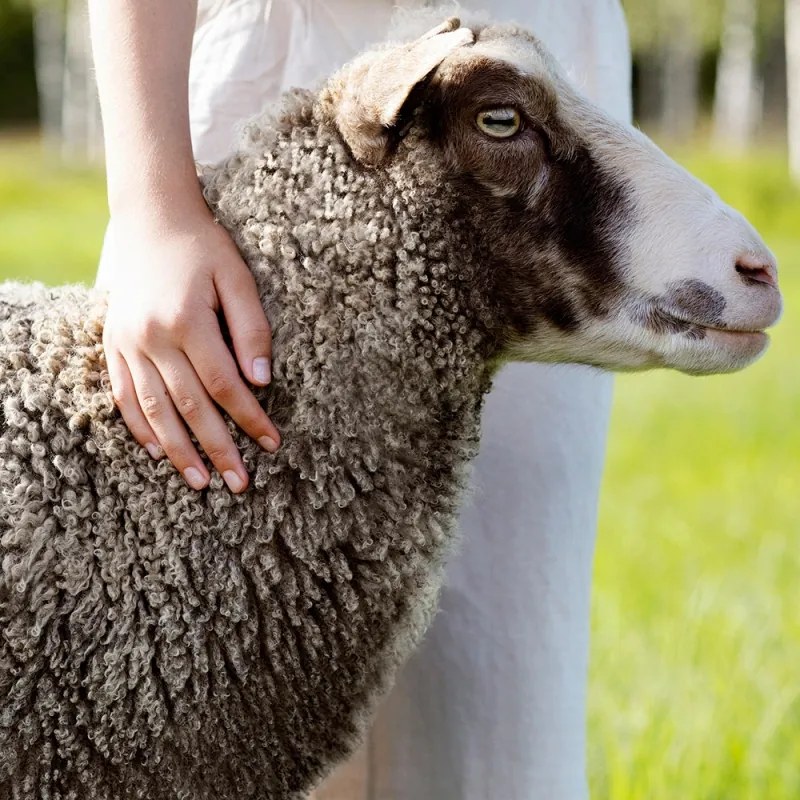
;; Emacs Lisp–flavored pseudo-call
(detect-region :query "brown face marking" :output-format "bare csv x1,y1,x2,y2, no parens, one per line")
632,305,707,340
664,279,726,326
421,50,631,344
634,280,727,340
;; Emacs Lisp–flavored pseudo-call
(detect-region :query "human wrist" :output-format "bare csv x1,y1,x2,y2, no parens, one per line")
108,148,204,207
108,171,211,234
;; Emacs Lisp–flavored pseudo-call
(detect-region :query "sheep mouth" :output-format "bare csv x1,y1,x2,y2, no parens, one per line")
635,303,768,341
627,301,772,374
654,308,771,366
666,311,769,338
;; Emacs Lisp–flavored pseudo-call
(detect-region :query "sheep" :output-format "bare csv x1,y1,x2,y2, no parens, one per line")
0,16,782,800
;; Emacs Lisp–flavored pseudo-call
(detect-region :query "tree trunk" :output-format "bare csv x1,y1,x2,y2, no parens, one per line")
761,23,787,139
33,1,67,151
61,0,103,162
659,24,701,142
714,0,759,151
789,0,800,180
636,50,663,129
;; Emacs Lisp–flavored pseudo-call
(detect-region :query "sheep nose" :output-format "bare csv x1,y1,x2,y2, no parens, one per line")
735,253,779,289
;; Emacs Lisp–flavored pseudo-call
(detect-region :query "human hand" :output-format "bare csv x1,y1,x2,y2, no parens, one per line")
102,203,280,493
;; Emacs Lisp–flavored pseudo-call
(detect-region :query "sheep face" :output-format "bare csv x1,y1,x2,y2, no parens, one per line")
332,19,782,376
427,25,782,375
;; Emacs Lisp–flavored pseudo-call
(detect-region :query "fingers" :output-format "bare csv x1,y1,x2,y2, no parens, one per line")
185,322,281,453
106,348,163,460
215,264,273,386
145,350,257,494
127,354,212,491
106,308,280,494
101,215,280,495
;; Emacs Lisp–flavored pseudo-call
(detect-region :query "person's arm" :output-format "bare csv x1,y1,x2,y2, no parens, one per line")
89,0,280,494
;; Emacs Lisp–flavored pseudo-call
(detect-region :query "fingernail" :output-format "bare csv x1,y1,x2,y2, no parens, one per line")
253,357,271,385
184,467,207,491
145,442,163,459
258,436,279,453
223,470,245,492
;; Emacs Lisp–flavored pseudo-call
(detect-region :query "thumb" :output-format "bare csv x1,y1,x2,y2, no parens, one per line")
215,256,272,386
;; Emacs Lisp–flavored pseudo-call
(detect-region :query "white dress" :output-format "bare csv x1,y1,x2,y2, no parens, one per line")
190,2,632,798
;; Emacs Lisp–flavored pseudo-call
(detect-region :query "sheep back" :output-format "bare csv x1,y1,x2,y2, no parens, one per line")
0,89,493,799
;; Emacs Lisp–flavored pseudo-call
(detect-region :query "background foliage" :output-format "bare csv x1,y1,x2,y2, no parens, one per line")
0,0,37,122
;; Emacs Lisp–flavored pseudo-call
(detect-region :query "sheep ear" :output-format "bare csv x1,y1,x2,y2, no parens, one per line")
335,17,474,166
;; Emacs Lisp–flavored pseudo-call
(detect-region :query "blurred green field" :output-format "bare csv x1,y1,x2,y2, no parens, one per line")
0,135,107,283
590,149,800,798
0,134,798,798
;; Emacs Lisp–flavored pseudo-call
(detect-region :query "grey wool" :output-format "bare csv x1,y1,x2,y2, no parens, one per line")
0,22,497,800
0,14,778,800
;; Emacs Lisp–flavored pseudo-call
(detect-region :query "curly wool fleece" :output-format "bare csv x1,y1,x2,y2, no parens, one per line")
0,62,505,800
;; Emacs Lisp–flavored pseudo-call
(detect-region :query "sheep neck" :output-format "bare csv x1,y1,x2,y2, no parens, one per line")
183,108,509,782
204,106,499,504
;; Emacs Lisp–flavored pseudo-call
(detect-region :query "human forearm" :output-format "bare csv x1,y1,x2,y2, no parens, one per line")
89,0,279,493
88,0,203,220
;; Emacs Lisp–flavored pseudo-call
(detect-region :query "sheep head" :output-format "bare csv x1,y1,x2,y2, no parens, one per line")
325,19,782,376
329,17,474,166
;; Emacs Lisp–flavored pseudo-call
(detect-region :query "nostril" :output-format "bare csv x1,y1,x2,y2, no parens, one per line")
736,257,778,289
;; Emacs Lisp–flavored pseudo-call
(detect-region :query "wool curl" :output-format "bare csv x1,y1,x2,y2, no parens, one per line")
0,61,500,800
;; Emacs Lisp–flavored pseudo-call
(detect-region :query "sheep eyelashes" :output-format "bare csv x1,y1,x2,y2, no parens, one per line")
0,16,780,800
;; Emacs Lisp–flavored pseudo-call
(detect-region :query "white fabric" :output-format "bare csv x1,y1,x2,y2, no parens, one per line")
362,6,630,798
190,1,397,164
190,1,630,166
190,2,631,798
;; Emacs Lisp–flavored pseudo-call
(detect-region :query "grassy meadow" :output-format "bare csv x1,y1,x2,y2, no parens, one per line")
0,136,107,283
590,150,800,798
0,134,798,798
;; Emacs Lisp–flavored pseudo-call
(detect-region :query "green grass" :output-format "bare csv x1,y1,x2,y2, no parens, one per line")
590,150,800,799
0,133,107,283
1,134,798,798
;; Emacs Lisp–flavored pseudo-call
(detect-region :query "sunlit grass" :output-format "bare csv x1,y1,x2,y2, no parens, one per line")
0,135,798,799
0,132,106,283
590,149,800,799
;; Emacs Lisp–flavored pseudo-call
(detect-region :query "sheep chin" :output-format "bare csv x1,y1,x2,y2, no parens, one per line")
668,329,771,376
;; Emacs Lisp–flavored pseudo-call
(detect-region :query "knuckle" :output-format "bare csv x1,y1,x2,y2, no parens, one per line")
140,393,163,417
176,394,201,420
111,385,129,408
136,308,196,345
162,443,195,470
138,315,166,345
242,323,271,342
223,257,252,283
203,443,233,466
237,405,267,433
206,372,235,401
168,310,193,338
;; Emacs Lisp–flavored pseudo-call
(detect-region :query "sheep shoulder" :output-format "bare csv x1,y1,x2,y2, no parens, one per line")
0,95,496,798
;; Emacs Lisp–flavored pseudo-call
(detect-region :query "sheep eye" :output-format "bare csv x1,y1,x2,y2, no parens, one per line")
476,108,521,138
